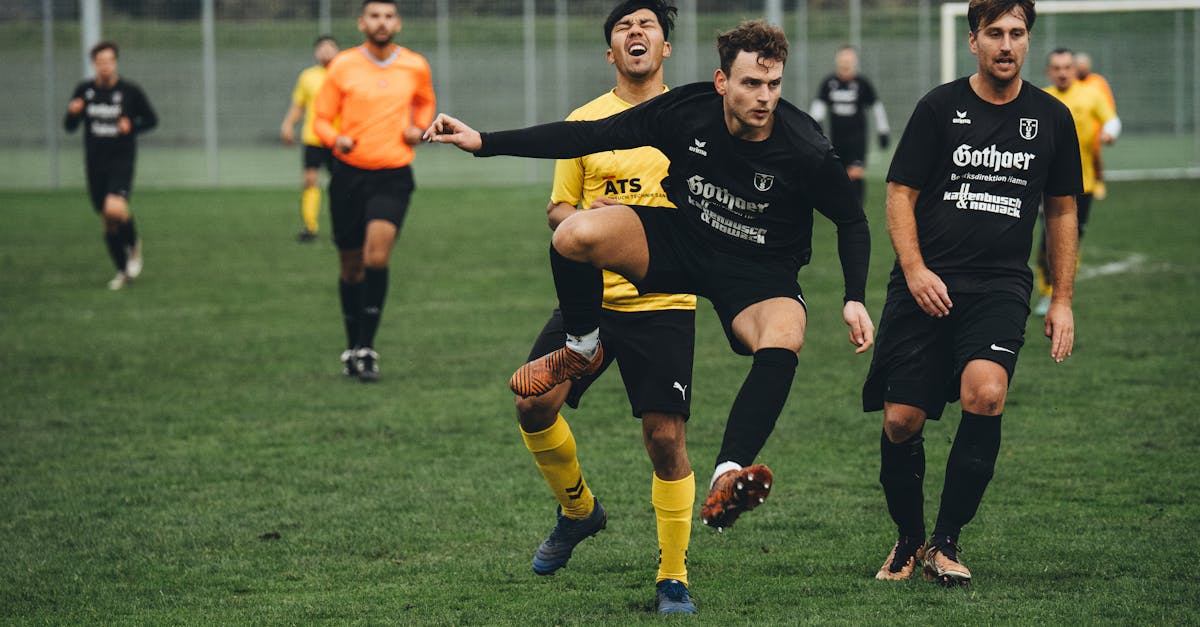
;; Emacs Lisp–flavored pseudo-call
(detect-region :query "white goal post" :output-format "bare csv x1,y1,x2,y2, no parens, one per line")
940,0,1200,179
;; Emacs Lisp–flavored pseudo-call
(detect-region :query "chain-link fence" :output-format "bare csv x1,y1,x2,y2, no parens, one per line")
2,0,1197,189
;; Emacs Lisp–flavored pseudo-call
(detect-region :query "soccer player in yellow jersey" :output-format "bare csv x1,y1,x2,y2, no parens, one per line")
1036,48,1119,315
1076,52,1116,200
313,0,435,381
517,0,697,614
281,35,339,242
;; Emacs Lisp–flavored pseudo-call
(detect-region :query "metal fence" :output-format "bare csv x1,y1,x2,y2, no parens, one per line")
2,0,1197,190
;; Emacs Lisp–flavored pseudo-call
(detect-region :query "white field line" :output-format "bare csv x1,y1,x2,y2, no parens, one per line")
1077,253,1148,281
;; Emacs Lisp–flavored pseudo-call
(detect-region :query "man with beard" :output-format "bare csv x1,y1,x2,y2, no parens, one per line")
865,0,1081,586
314,0,435,381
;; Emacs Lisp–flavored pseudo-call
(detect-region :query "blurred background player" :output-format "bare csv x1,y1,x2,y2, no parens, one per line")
809,45,890,206
1035,48,1119,316
64,41,157,290
514,0,698,614
280,35,339,243
314,0,435,381
1075,51,1116,200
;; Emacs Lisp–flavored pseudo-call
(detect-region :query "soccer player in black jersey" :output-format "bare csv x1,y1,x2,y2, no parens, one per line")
864,0,1081,586
809,46,890,206
64,41,157,290
426,20,875,533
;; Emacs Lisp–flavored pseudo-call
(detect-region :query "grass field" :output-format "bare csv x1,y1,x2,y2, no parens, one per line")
2,179,1199,624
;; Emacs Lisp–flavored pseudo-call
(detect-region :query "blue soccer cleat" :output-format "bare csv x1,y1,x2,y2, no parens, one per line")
655,579,697,614
531,498,606,575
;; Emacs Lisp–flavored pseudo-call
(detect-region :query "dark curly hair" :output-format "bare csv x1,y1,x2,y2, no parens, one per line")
716,20,788,76
603,0,677,45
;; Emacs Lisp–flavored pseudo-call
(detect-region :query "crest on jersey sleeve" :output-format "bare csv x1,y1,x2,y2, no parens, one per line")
753,172,775,192
1019,118,1038,140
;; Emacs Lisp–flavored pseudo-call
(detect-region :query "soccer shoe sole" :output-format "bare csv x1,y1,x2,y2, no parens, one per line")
700,464,773,530
510,344,603,398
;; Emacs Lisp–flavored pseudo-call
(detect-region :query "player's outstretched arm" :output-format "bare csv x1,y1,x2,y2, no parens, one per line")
422,113,482,153
1042,194,1078,363
887,182,951,317
843,300,875,354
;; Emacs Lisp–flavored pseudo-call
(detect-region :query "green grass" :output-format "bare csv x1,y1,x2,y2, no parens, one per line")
2,179,1199,624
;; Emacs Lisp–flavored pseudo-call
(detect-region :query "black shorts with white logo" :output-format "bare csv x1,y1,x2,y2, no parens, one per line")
329,160,414,251
527,307,695,419
862,290,1030,420
85,157,134,212
303,144,333,171
630,204,805,356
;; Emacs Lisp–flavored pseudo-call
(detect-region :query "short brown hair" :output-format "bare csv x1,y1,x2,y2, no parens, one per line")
90,40,118,60
967,0,1036,33
716,20,788,76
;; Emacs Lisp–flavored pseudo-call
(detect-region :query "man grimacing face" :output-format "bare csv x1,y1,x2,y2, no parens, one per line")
607,8,671,81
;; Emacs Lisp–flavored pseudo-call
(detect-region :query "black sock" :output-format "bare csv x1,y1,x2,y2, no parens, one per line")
549,243,602,336
358,267,389,349
119,217,138,249
851,179,865,206
715,348,798,466
933,411,1003,540
880,429,926,539
104,231,128,271
338,279,364,350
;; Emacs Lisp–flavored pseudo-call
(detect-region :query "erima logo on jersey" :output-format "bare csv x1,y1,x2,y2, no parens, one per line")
952,144,1036,172
689,139,708,156
953,110,972,124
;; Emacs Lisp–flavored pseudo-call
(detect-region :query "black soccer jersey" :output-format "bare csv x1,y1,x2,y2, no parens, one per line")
64,79,157,163
478,82,871,302
886,78,1082,299
815,74,878,150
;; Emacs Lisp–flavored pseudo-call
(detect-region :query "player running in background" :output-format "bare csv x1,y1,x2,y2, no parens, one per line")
1075,51,1116,200
314,0,435,382
515,0,698,614
280,35,339,242
427,20,874,542
864,0,1081,586
1034,48,1119,316
64,41,157,290
809,45,890,207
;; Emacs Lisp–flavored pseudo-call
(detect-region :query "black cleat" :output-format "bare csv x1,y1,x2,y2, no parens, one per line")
355,347,379,382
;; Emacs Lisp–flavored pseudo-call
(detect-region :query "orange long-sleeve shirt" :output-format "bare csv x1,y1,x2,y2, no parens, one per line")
314,44,435,170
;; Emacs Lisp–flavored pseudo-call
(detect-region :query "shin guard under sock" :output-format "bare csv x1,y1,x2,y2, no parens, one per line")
933,411,1002,540
338,279,364,350
549,243,602,337
522,414,595,519
715,348,798,466
880,429,926,539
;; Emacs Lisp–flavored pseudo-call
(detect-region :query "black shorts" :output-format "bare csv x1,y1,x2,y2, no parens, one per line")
528,308,695,419
833,136,867,168
862,290,1029,420
303,144,333,171
328,160,414,251
630,205,805,356
85,158,134,212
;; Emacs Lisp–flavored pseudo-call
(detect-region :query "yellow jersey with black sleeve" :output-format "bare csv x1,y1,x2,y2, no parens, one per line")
1045,81,1116,194
292,65,327,147
550,88,696,312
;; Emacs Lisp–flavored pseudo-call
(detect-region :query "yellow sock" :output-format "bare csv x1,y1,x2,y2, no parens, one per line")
301,186,321,233
653,472,694,586
521,415,594,519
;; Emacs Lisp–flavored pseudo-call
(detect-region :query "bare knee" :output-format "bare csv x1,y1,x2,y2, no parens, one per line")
882,404,926,443
515,395,560,433
551,214,600,261
642,413,689,480
338,250,364,283
303,169,319,188
960,380,1007,415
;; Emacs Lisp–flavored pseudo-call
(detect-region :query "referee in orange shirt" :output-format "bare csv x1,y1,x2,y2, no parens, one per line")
314,0,436,382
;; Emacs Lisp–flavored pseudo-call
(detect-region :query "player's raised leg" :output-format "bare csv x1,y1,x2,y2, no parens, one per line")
510,205,650,397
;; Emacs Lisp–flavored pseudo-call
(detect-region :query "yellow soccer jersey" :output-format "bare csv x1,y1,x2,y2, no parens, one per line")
1045,81,1116,194
551,89,695,312
292,65,327,147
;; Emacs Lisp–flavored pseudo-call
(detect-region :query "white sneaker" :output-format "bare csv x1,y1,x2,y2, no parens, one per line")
1034,295,1051,317
125,240,143,279
108,271,130,290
